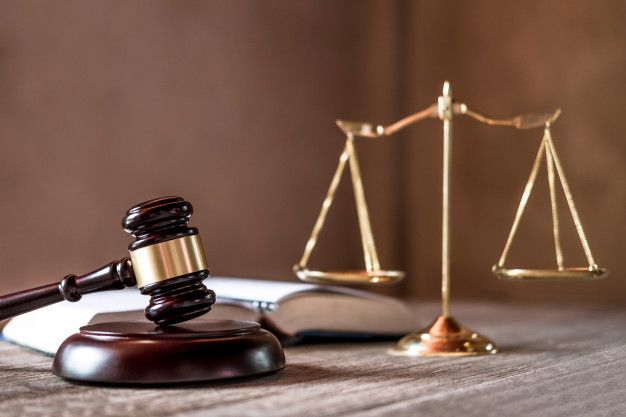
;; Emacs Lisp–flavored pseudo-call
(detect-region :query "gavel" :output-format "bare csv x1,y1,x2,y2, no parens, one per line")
0,196,216,326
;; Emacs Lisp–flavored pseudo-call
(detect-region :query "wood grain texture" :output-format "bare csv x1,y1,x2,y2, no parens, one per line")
0,302,624,417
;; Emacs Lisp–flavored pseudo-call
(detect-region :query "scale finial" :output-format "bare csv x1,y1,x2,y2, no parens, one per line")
442,81,451,97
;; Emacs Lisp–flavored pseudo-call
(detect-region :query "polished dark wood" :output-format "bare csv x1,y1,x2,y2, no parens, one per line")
0,258,135,321
2,196,286,385
122,196,215,326
53,319,286,384
122,196,198,251
0,196,215,326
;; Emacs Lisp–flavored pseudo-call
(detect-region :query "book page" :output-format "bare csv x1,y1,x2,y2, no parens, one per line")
209,277,393,305
209,277,319,304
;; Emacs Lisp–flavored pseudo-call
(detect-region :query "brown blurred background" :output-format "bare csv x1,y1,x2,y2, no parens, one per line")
0,1,624,303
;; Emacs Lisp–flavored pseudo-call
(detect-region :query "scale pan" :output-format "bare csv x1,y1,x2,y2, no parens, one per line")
294,267,404,285
493,266,609,281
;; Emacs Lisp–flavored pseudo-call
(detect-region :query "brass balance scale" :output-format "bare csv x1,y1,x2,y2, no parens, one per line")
294,82,609,356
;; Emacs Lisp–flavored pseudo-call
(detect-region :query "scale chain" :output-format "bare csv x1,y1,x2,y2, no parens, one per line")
346,136,381,272
297,139,351,269
297,134,381,272
497,136,546,268
497,127,598,270
545,130,565,270
544,129,597,269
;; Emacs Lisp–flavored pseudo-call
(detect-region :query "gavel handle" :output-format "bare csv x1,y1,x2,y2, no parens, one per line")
0,258,136,321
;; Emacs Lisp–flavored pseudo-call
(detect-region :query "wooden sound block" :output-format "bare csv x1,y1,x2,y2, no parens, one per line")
53,319,285,385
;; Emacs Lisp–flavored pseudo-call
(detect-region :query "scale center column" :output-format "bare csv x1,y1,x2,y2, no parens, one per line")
390,81,497,356
439,81,453,318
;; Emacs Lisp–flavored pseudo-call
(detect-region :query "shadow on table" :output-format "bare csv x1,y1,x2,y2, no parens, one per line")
66,361,459,390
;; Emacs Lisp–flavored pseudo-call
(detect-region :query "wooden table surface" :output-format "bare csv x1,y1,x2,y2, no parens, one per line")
0,302,624,417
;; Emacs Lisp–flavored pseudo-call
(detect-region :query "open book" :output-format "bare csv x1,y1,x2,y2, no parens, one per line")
2,277,417,354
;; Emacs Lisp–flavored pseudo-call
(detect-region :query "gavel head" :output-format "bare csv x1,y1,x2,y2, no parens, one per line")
122,196,215,326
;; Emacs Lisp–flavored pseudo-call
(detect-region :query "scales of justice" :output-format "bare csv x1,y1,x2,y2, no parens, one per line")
294,81,609,356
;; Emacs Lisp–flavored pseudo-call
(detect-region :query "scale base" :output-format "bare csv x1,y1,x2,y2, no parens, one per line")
53,319,285,385
389,315,497,357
